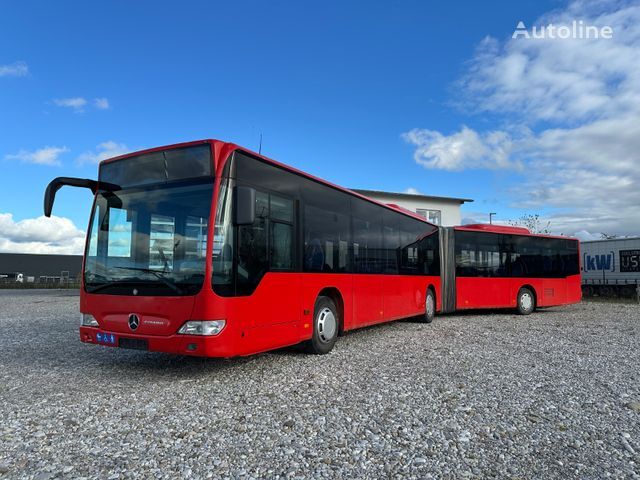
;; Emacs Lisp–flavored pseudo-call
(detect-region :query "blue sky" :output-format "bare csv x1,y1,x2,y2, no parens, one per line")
1,0,639,253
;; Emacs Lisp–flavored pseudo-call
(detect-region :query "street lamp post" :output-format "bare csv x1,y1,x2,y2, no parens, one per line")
489,212,496,225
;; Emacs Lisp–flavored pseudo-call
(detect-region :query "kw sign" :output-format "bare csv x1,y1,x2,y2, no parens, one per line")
584,252,615,272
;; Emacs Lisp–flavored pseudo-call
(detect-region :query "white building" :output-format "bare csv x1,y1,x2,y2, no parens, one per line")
352,189,473,227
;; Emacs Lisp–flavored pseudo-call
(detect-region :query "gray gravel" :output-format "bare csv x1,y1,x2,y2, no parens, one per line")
1,290,639,479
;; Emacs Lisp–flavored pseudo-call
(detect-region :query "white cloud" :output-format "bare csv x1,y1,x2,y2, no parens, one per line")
404,187,422,195
52,97,88,112
404,0,640,237
52,96,110,112
460,2,640,123
77,141,129,164
402,126,520,171
4,146,69,166
0,61,28,77
0,213,86,254
94,97,110,109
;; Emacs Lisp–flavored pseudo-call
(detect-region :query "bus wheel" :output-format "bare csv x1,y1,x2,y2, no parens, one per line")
517,288,535,315
419,289,435,323
305,296,339,354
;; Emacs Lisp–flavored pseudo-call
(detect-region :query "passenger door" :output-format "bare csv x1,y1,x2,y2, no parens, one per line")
237,190,301,329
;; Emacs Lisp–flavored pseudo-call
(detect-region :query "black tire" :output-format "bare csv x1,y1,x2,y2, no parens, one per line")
417,288,436,323
305,296,339,354
516,287,535,315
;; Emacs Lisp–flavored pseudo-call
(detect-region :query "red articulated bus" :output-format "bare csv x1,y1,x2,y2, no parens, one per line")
438,224,582,314
44,139,580,358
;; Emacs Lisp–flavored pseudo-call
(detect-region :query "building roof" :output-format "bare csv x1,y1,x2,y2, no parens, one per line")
580,236,640,244
351,189,473,204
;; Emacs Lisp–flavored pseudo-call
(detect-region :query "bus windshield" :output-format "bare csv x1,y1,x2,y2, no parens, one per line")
84,179,213,295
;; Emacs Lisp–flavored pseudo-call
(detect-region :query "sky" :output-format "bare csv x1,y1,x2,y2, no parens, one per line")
1,0,639,254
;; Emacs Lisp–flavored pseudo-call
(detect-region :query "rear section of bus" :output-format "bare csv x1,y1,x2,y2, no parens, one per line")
438,225,581,312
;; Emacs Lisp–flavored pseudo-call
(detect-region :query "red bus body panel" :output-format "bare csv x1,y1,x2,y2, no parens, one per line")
455,275,581,310
80,272,440,357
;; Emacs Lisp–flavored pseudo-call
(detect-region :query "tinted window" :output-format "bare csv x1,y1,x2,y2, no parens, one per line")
455,230,579,278
237,214,268,295
398,216,426,275
271,222,293,270
100,145,212,187
304,204,350,273
212,174,234,295
271,194,294,222
214,150,440,296
455,231,511,277
510,236,579,277
235,152,301,198
420,231,441,276
352,198,384,274
382,210,400,274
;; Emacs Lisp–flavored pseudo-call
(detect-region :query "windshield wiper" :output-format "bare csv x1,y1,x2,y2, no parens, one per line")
112,267,184,294
85,278,146,294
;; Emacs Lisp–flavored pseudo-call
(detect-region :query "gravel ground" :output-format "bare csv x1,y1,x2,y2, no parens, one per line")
1,291,639,479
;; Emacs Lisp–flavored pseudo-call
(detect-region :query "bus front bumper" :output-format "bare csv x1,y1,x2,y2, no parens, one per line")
79,326,235,357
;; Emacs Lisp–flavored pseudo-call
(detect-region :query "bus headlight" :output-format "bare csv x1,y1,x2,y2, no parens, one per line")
178,320,226,336
81,313,99,327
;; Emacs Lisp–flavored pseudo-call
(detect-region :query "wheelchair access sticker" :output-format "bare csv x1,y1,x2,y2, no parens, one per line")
96,332,117,345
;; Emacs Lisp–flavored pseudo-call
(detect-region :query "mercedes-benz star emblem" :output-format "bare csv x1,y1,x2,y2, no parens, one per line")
128,314,140,331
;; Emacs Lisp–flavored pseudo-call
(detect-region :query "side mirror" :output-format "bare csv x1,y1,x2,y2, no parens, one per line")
44,177,98,217
233,186,256,225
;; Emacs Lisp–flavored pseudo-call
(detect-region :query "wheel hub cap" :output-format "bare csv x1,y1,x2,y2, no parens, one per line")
521,293,533,310
317,307,336,343
426,295,434,317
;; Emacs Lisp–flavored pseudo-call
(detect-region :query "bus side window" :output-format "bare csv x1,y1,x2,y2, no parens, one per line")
270,222,293,270
382,210,400,274
304,204,349,273
237,191,269,292
212,176,235,293
269,193,294,270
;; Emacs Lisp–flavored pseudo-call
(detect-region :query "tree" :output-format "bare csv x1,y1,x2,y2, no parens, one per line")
509,214,551,234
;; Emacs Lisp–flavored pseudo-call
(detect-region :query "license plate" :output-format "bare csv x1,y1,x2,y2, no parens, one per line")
95,331,117,346
118,338,149,350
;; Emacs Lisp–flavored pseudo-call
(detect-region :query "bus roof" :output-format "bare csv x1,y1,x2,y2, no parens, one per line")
455,224,578,241
457,224,531,235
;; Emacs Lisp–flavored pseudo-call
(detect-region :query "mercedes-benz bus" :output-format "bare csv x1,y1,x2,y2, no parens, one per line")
44,139,580,357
